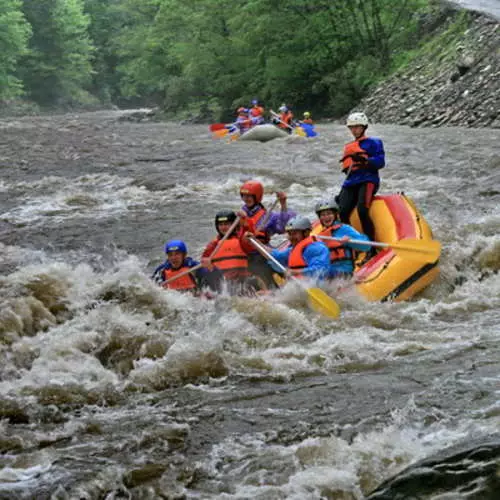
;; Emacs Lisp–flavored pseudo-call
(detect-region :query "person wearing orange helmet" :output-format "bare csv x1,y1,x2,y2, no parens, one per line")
239,180,296,286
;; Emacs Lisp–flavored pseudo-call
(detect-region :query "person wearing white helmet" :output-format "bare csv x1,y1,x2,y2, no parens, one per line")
276,104,294,133
311,199,371,278
337,111,385,248
267,215,330,279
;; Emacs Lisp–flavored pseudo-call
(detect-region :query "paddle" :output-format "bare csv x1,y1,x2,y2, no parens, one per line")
247,235,341,319
316,236,441,264
212,128,229,139
255,198,280,231
209,123,227,132
269,109,293,130
164,216,241,285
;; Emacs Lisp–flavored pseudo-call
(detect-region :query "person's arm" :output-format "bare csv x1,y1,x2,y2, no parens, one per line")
201,239,218,258
269,247,291,271
265,209,297,235
339,225,372,252
362,137,385,170
301,242,330,279
151,262,167,283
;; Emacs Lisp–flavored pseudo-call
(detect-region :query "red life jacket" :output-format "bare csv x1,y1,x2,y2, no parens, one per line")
162,266,197,291
211,237,249,280
247,206,270,244
341,136,369,172
317,223,352,264
288,236,315,277
250,106,264,117
302,118,313,125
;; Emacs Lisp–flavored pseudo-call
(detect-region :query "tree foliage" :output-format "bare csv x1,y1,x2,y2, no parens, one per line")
1,0,430,114
0,0,31,99
19,0,94,106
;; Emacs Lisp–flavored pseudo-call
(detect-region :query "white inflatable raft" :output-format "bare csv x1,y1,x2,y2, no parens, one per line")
238,124,288,142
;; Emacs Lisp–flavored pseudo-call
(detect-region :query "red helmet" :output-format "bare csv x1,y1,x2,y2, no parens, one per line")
240,180,264,203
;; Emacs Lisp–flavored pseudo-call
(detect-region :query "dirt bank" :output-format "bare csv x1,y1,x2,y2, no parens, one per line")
359,7,499,128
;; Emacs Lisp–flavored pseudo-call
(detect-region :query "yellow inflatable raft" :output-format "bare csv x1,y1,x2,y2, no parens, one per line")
350,193,440,302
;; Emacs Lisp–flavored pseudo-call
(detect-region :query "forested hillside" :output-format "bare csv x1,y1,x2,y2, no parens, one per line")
0,0,445,119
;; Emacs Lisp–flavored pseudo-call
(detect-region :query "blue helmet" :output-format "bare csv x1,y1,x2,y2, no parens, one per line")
251,99,259,105
164,239,187,254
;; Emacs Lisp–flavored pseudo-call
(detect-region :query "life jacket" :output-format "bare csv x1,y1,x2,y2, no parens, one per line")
246,205,270,244
316,223,353,264
237,113,251,131
162,266,197,291
278,111,293,129
250,106,264,118
341,136,369,172
288,236,315,277
211,237,249,279
302,118,313,125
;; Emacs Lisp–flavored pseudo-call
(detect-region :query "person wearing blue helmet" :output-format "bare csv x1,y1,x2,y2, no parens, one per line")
249,99,265,125
152,239,207,292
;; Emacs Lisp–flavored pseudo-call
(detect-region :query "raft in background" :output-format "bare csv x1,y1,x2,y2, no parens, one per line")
238,124,288,142
350,193,440,302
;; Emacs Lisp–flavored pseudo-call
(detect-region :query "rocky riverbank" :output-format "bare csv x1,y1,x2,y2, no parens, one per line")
359,6,499,128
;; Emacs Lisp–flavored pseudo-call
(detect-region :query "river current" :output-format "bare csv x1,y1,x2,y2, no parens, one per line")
0,111,499,499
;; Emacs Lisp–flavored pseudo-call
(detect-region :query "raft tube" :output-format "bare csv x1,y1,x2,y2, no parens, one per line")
238,124,288,142
350,193,440,302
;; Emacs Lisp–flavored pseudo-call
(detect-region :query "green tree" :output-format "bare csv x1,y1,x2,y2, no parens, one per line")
19,0,94,106
0,0,31,99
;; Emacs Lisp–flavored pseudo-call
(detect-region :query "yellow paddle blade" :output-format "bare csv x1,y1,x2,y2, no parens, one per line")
306,287,341,319
272,273,287,287
392,239,441,264
212,128,229,138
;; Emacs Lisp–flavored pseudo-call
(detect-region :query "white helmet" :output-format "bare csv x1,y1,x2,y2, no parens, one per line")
346,112,369,127
279,105,288,112
285,215,312,231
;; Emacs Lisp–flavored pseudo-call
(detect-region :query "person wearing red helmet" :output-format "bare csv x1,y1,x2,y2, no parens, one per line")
239,180,296,286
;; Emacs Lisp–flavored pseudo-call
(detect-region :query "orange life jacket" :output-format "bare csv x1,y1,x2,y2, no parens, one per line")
302,118,313,125
247,206,270,244
288,236,315,277
162,266,197,291
278,111,293,129
341,136,369,172
250,106,264,117
211,237,249,279
316,223,352,264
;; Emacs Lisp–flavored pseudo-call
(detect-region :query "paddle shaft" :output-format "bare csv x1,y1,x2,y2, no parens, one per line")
317,235,439,255
317,235,383,248
164,217,240,284
255,198,280,231
270,110,293,130
247,235,288,275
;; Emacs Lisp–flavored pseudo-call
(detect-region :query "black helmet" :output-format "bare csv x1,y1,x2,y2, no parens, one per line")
215,210,237,226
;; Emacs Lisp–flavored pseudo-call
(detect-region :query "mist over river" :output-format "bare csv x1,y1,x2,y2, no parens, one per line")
0,111,499,499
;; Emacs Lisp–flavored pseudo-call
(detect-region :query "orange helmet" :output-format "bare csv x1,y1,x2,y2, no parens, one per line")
240,180,264,203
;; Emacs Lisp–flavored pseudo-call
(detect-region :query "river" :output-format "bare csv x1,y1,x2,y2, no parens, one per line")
0,111,499,499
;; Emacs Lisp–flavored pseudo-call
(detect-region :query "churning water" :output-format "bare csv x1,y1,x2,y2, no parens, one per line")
0,111,499,499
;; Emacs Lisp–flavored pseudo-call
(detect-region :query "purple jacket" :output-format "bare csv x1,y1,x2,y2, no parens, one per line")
242,204,296,236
